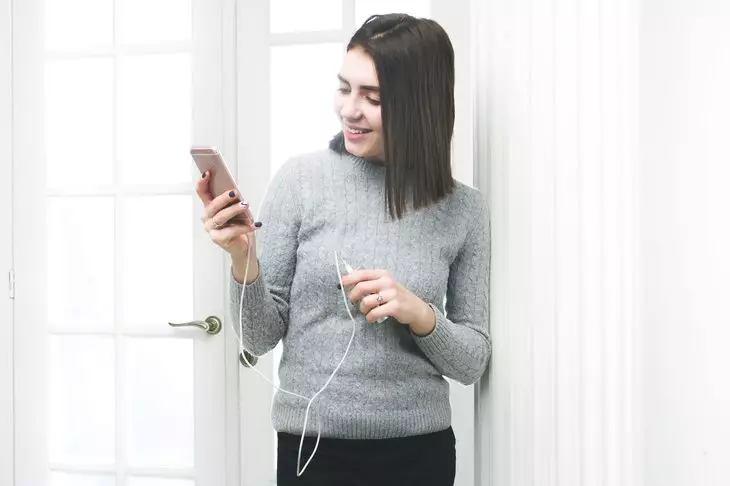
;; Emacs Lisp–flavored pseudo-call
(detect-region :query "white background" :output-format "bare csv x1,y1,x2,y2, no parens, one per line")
640,0,730,484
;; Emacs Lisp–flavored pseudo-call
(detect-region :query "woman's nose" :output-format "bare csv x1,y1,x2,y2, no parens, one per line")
339,95,361,120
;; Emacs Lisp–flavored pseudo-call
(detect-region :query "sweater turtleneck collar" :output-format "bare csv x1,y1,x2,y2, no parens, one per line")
344,151,387,175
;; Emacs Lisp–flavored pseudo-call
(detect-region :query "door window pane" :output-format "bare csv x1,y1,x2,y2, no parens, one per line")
118,0,193,45
270,44,343,175
270,0,342,33
118,196,193,328
48,336,116,466
124,338,194,468
47,197,115,330
117,54,192,186
45,59,114,188
45,0,114,51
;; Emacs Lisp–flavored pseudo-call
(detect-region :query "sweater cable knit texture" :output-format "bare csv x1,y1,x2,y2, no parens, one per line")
229,149,490,439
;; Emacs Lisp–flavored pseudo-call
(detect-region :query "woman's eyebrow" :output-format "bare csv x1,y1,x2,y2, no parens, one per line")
337,74,380,93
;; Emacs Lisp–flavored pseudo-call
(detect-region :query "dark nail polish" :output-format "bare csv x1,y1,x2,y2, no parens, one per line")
254,221,263,228
337,284,342,290
240,201,249,206
201,171,207,179
229,190,236,198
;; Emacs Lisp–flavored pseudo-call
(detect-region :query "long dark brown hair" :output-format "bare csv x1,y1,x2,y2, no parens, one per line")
329,13,456,219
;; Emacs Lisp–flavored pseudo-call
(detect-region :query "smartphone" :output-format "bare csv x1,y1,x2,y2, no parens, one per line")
191,146,248,225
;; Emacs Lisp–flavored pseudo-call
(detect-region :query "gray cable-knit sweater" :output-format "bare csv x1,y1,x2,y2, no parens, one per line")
229,149,491,439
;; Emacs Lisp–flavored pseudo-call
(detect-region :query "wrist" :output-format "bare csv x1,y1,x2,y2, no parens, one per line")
410,302,436,337
231,252,259,285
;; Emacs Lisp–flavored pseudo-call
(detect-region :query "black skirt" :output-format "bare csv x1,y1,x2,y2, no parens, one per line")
276,427,456,486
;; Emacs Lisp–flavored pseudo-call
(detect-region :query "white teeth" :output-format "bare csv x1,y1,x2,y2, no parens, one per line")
347,127,367,134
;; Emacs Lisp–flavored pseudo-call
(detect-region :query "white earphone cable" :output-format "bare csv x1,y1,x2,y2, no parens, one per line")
232,232,357,477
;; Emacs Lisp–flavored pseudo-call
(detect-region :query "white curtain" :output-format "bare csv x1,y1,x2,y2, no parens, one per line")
472,0,640,484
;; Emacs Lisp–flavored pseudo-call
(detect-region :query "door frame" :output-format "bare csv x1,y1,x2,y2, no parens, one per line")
233,2,277,483
219,0,245,484
1,0,13,484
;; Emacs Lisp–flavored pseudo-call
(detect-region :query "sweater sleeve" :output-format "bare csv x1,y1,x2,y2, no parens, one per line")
411,192,492,385
228,158,302,356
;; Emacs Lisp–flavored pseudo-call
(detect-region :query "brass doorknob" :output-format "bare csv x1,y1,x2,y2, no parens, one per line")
168,316,222,335
168,316,257,367
239,349,258,368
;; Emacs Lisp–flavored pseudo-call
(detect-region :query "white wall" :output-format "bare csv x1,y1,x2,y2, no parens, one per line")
639,2,730,485
473,0,640,485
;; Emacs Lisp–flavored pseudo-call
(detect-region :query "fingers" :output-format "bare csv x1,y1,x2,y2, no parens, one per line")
202,189,242,222
195,171,214,205
348,279,381,303
348,273,394,303
358,287,396,315
341,269,388,289
205,201,252,231
363,293,398,323
210,223,257,246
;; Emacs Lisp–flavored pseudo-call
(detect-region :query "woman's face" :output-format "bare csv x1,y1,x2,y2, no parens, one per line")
333,47,385,161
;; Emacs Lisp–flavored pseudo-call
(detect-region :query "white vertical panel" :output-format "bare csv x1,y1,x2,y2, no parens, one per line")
475,0,502,477
0,0,13,484
553,0,582,484
12,0,48,484
598,1,621,485
235,2,278,484
191,0,230,484
474,0,639,485
576,0,603,484
506,0,533,484
220,0,243,483
621,2,641,485
474,0,512,483
528,0,556,484
640,2,730,485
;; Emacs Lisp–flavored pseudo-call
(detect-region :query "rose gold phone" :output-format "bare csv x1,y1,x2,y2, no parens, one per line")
191,146,248,225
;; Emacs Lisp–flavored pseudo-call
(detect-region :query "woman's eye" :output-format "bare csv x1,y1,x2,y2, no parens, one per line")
337,87,350,94
367,97,381,106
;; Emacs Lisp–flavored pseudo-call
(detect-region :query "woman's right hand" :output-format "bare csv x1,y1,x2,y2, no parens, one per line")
195,171,260,259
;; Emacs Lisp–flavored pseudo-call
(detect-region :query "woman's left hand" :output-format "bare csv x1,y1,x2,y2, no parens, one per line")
340,269,436,336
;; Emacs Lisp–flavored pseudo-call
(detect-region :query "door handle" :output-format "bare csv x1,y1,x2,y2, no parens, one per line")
239,349,258,368
168,316,222,335
168,316,258,367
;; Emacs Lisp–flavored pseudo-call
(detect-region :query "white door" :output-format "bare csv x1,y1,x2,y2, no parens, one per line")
234,2,476,485
9,0,252,484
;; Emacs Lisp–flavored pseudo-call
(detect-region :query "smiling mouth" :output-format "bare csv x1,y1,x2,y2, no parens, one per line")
345,126,372,135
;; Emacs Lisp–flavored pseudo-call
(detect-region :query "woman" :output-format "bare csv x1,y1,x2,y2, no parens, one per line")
196,13,491,486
